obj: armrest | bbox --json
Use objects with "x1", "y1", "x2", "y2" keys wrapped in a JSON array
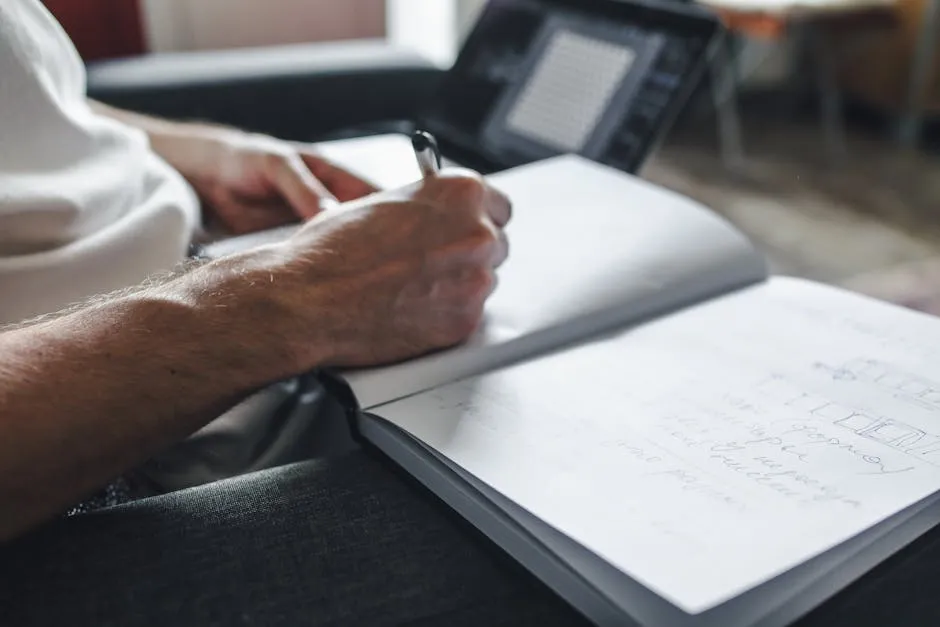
[{"x1": 86, "y1": 39, "x2": 445, "y2": 140}]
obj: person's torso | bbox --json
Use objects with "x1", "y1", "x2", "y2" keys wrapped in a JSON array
[{"x1": 0, "y1": 0, "x2": 199, "y2": 323}]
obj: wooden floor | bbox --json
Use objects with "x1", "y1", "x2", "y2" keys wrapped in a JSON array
[{"x1": 642, "y1": 112, "x2": 940, "y2": 313}]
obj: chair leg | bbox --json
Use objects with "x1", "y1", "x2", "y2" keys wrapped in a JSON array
[
  {"x1": 898, "y1": 0, "x2": 940, "y2": 149},
  {"x1": 785, "y1": 21, "x2": 811, "y2": 114},
  {"x1": 808, "y1": 22, "x2": 848, "y2": 162},
  {"x1": 711, "y1": 33, "x2": 746, "y2": 171}
]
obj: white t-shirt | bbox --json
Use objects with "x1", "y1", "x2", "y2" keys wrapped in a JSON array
[{"x1": 0, "y1": 0, "x2": 200, "y2": 324}]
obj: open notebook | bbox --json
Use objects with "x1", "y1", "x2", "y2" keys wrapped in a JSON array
[{"x1": 215, "y1": 134, "x2": 940, "y2": 626}]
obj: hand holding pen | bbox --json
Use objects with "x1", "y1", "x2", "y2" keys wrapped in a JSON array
[
  {"x1": 412, "y1": 130, "x2": 442, "y2": 179},
  {"x1": 275, "y1": 127, "x2": 509, "y2": 365}
]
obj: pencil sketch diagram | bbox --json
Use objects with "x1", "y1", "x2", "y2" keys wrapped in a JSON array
[
  {"x1": 814, "y1": 359, "x2": 940, "y2": 413},
  {"x1": 755, "y1": 372, "x2": 940, "y2": 466}
]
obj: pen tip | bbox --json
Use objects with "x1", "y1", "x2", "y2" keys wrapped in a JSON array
[{"x1": 412, "y1": 130, "x2": 434, "y2": 152}]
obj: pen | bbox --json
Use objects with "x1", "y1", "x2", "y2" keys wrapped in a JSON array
[{"x1": 412, "y1": 130, "x2": 442, "y2": 178}]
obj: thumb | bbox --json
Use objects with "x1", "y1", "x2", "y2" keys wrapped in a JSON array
[{"x1": 271, "y1": 153, "x2": 339, "y2": 219}]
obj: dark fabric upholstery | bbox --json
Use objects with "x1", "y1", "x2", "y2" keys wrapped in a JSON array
[{"x1": 86, "y1": 40, "x2": 444, "y2": 141}]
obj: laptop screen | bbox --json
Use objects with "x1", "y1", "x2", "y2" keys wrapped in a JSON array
[{"x1": 419, "y1": 0, "x2": 722, "y2": 174}]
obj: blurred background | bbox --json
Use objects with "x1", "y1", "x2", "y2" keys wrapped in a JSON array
[{"x1": 46, "y1": 0, "x2": 940, "y2": 315}]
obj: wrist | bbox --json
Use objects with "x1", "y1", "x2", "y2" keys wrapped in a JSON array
[
  {"x1": 90, "y1": 100, "x2": 224, "y2": 178},
  {"x1": 160, "y1": 248, "x2": 336, "y2": 381},
  {"x1": 148, "y1": 124, "x2": 240, "y2": 185}
]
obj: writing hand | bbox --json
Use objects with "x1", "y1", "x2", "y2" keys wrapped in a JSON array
[{"x1": 219, "y1": 168, "x2": 512, "y2": 371}]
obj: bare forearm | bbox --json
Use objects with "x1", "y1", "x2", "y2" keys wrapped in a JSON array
[
  {"x1": 0, "y1": 160, "x2": 510, "y2": 540},
  {"x1": 89, "y1": 100, "x2": 233, "y2": 181},
  {"x1": 0, "y1": 255, "x2": 311, "y2": 540}
]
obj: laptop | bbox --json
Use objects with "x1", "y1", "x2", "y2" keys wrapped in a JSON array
[
  {"x1": 201, "y1": 0, "x2": 723, "y2": 257},
  {"x1": 418, "y1": 0, "x2": 722, "y2": 175}
]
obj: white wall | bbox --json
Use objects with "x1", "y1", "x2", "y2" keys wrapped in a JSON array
[
  {"x1": 140, "y1": 0, "x2": 787, "y2": 86},
  {"x1": 456, "y1": 0, "x2": 487, "y2": 39},
  {"x1": 386, "y1": 0, "x2": 459, "y2": 67},
  {"x1": 142, "y1": 0, "x2": 385, "y2": 53},
  {"x1": 384, "y1": 0, "x2": 489, "y2": 67},
  {"x1": 141, "y1": 0, "x2": 190, "y2": 52},
  {"x1": 142, "y1": 0, "x2": 473, "y2": 65}
]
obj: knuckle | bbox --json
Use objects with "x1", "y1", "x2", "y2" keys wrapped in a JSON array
[
  {"x1": 438, "y1": 219, "x2": 497, "y2": 260},
  {"x1": 286, "y1": 154, "x2": 311, "y2": 177},
  {"x1": 487, "y1": 272, "x2": 500, "y2": 296},
  {"x1": 263, "y1": 151, "x2": 290, "y2": 172},
  {"x1": 445, "y1": 172, "x2": 487, "y2": 203},
  {"x1": 448, "y1": 307, "x2": 484, "y2": 341},
  {"x1": 462, "y1": 265, "x2": 494, "y2": 298},
  {"x1": 494, "y1": 192, "x2": 513, "y2": 222},
  {"x1": 499, "y1": 191, "x2": 513, "y2": 214},
  {"x1": 464, "y1": 220, "x2": 498, "y2": 249},
  {"x1": 495, "y1": 229, "x2": 509, "y2": 262}
]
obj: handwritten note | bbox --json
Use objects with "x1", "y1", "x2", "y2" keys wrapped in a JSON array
[{"x1": 375, "y1": 277, "x2": 940, "y2": 614}]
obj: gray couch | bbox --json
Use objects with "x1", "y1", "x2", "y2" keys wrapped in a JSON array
[{"x1": 86, "y1": 38, "x2": 444, "y2": 142}]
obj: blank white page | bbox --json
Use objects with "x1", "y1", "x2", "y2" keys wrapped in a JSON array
[
  {"x1": 373, "y1": 277, "x2": 940, "y2": 614},
  {"x1": 345, "y1": 154, "x2": 765, "y2": 408},
  {"x1": 315, "y1": 133, "x2": 421, "y2": 189}
]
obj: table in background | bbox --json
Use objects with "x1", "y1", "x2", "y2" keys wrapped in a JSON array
[{"x1": 697, "y1": 0, "x2": 938, "y2": 167}]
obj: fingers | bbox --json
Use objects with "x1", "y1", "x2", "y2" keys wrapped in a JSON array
[
  {"x1": 296, "y1": 149, "x2": 380, "y2": 201},
  {"x1": 215, "y1": 197, "x2": 298, "y2": 234},
  {"x1": 268, "y1": 153, "x2": 339, "y2": 220},
  {"x1": 430, "y1": 265, "x2": 493, "y2": 341},
  {"x1": 433, "y1": 216, "x2": 504, "y2": 332},
  {"x1": 485, "y1": 184, "x2": 512, "y2": 228},
  {"x1": 412, "y1": 171, "x2": 511, "y2": 287},
  {"x1": 429, "y1": 169, "x2": 512, "y2": 229},
  {"x1": 493, "y1": 226, "x2": 509, "y2": 269},
  {"x1": 446, "y1": 173, "x2": 510, "y2": 268}
]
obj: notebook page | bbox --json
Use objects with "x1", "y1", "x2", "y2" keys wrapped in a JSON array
[
  {"x1": 200, "y1": 135, "x2": 763, "y2": 407},
  {"x1": 345, "y1": 154, "x2": 765, "y2": 408},
  {"x1": 372, "y1": 277, "x2": 940, "y2": 614},
  {"x1": 315, "y1": 133, "x2": 422, "y2": 188}
]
